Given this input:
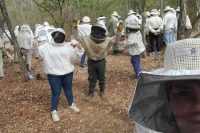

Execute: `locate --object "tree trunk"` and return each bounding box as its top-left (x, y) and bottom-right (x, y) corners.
top-left (177, 0), bottom-right (187, 40)
top-left (141, 0), bottom-right (147, 57)
top-left (0, 0), bottom-right (29, 80)
top-left (160, 0), bottom-right (164, 18)
top-left (197, 0), bottom-right (200, 14)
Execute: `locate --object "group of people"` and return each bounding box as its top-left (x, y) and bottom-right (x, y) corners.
top-left (145, 6), bottom-right (192, 57)
top-left (0, 6), bottom-right (198, 131)
top-left (0, 8), bottom-right (145, 122)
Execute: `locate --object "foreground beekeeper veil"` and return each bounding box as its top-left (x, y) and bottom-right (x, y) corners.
top-left (128, 38), bottom-right (200, 132)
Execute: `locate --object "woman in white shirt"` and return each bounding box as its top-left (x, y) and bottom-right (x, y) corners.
top-left (38, 28), bottom-right (84, 122)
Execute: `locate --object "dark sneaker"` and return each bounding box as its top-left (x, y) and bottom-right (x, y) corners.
top-left (36, 74), bottom-right (43, 80)
top-left (85, 94), bottom-right (94, 102)
top-left (79, 65), bottom-right (84, 68)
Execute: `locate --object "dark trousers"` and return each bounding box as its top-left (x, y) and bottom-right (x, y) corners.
top-left (80, 52), bottom-right (86, 66)
top-left (47, 73), bottom-right (74, 111)
top-left (131, 55), bottom-right (141, 76)
top-left (87, 58), bottom-right (106, 95)
top-left (149, 32), bottom-right (161, 52)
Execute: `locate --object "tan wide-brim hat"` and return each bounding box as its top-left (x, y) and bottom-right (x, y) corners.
top-left (128, 9), bottom-right (136, 15)
top-left (128, 38), bottom-right (200, 133)
top-left (145, 11), bottom-right (150, 17)
top-left (21, 25), bottom-right (30, 31)
top-left (176, 6), bottom-right (180, 12)
top-left (112, 11), bottom-right (119, 17)
top-left (150, 9), bottom-right (159, 15)
top-left (82, 16), bottom-right (91, 23)
top-left (164, 6), bottom-right (174, 12)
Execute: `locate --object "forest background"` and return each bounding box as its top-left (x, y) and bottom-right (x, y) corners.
top-left (3, 0), bottom-right (200, 35)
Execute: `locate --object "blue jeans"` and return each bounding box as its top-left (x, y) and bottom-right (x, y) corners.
top-left (47, 73), bottom-right (74, 111)
top-left (131, 55), bottom-right (141, 76)
top-left (163, 29), bottom-right (175, 45)
top-left (80, 52), bottom-right (86, 67)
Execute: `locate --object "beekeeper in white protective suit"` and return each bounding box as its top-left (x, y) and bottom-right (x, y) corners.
top-left (75, 16), bottom-right (92, 67)
top-left (97, 16), bottom-right (108, 35)
top-left (2, 30), bottom-right (14, 61)
top-left (163, 6), bottom-right (177, 45)
top-left (175, 6), bottom-right (192, 39)
top-left (125, 10), bottom-right (141, 34)
top-left (34, 21), bottom-right (55, 58)
top-left (17, 25), bottom-right (34, 75)
top-left (76, 16), bottom-right (92, 39)
top-left (108, 11), bottom-right (120, 55)
top-left (108, 11), bottom-right (120, 36)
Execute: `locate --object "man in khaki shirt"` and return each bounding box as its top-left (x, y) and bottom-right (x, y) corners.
top-left (80, 23), bottom-right (121, 101)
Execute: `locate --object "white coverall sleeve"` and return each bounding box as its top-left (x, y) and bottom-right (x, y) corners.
top-left (69, 45), bottom-right (84, 62)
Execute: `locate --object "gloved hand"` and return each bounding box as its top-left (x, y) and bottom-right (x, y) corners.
top-left (151, 29), bottom-right (157, 35)
top-left (156, 28), bottom-right (161, 33)
top-left (32, 39), bottom-right (38, 47)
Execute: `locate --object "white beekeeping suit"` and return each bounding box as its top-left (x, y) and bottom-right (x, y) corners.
top-left (108, 11), bottom-right (120, 36)
top-left (2, 30), bottom-right (14, 61)
top-left (176, 7), bottom-right (192, 30)
top-left (17, 24), bottom-right (34, 71)
top-left (35, 25), bottom-right (49, 44)
top-left (163, 6), bottom-right (177, 44)
top-left (77, 16), bottom-right (92, 37)
top-left (97, 16), bottom-right (108, 35)
top-left (76, 16), bottom-right (92, 67)
top-left (125, 10), bottom-right (141, 33)
top-left (34, 22), bottom-right (55, 58)
top-left (145, 12), bottom-right (150, 35)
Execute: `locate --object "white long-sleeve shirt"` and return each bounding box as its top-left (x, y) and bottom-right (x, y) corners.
top-left (78, 24), bottom-right (92, 36)
top-left (17, 31), bottom-right (34, 50)
top-left (163, 12), bottom-right (177, 31)
top-left (125, 14), bottom-right (141, 28)
top-left (148, 16), bottom-right (163, 33)
top-left (38, 42), bottom-right (84, 75)
top-left (125, 31), bottom-right (145, 56)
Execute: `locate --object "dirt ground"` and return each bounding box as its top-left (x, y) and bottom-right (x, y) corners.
top-left (0, 54), bottom-right (164, 133)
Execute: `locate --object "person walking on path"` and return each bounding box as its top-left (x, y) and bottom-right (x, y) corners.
top-left (124, 15), bottom-right (145, 78)
top-left (17, 24), bottom-right (34, 79)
